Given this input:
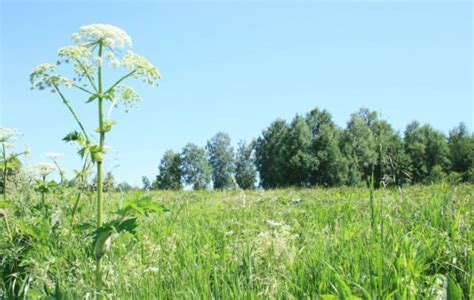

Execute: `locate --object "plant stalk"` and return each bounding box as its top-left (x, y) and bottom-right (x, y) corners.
top-left (95, 41), bottom-right (105, 296)
top-left (1, 143), bottom-right (12, 239)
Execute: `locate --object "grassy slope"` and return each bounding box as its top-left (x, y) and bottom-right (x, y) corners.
top-left (1, 185), bottom-right (473, 298)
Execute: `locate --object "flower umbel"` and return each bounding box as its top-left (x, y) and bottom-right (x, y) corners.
top-left (35, 162), bottom-right (57, 177)
top-left (43, 152), bottom-right (63, 160)
top-left (72, 24), bottom-right (132, 50)
top-left (123, 51), bottom-right (161, 86)
top-left (30, 64), bottom-right (72, 90)
top-left (0, 128), bottom-right (21, 144)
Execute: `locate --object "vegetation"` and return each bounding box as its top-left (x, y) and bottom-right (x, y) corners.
top-left (29, 24), bottom-right (161, 296)
top-left (0, 184), bottom-right (472, 298)
top-left (152, 107), bottom-right (473, 191)
top-left (1, 22), bottom-right (473, 299)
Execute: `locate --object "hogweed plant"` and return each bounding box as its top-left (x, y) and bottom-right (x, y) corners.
top-left (32, 162), bottom-right (57, 207)
top-left (30, 24), bottom-right (161, 295)
top-left (0, 128), bottom-right (29, 240)
top-left (43, 152), bottom-right (66, 184)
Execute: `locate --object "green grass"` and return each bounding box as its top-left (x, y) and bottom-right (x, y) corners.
top-left (1, 184), bottom-right (473, 299)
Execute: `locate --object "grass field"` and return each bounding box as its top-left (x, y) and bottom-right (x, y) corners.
top-left (1, 184), bottom-right (473, 298)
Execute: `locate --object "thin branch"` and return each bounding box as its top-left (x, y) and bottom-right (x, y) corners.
top-left (72, 83), bottom-right (94, 95)
top-left (74, 58), bottom-right (98, 92)
top-left (53, 85), bottom-right (90, 143)
top-left (104, 70), bottom-right (136, 95)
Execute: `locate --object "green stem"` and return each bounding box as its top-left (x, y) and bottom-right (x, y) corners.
top-left (74, 58), bottom-right (98, 92)
top-left (72, 83), bottom-right (94, 95)
top-left (95, 41), bottom-right (105, 296)
top-left (54, 85), bottom-right (90, 143)
top-left (104, 70), bottom-right (136, 95)
top-left (2, 144), bottom-right (12, 239)
top-left (41, 175), bottom-right (46, 206)
top-left (2, 144), bottom-right (7, 203)
top-left (71, 156), bottom-right (90, 227)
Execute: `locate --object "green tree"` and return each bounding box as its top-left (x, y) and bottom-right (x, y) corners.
top-left (116, 181), bottom-right (134, 192)
top-left (340, 109), bottom-right (378, 186)
top-left (154, 150), bottom-right (182, 190)
top-left (448, 123), bottom-right (474, 182)
top-left (404, 122), bottom-right (450, 184)
top-left (206, 133), bottom-right (235, 190)
top-left (306, 108), bottom-right (347, 186)
top-left (255, 119), bottom-right (289, 189)
top-left (141, 176), bottom-right (151, 191)
top-left (235, 140), bottom-right (257, 189)
top-left (103, 172), bottom-right (115, 192)
top-left (371, 119), bottom-right (411, 187)
top-left (181, 143), bottom-right (212, 190)
top-left (283, 115), bottom-right (314, 187)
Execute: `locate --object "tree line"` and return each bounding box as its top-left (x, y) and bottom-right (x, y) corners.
top-left (144, 107), bottom-right (473, 191)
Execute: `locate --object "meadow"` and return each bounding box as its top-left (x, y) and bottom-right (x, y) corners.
top-left (1, 184), bottom-right (472, 299)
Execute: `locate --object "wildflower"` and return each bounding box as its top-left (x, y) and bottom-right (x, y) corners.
top-left (106, 51), bottom-right (121, 68)
top-left (143, 267), bottom-right (159, 274)
top-left (43, 152), bottom-right (63, 160)
top-left (35, 162), bottom-right (57, 177)
top-left (115, 85), bottom-right (141, 112)
top-left (95, 56), bottom-right (103, 66)
top-left (253, 223), bottom-right (298, 268)
top-left (58, 45), bottom-right (92, 61)
top-left (122, 51), bottom-right (161, 86)
top-left (30, 64), bottom-right (72, 90)
top-left (72, 24), bottom-right (132, 50)
top-left (0, 128), bottom-right (21, 144)
top-left (266, 219), bottom-right (284, 227)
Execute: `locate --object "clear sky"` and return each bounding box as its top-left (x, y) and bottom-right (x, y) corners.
top-left (1, 0), bottom-right (472, 186)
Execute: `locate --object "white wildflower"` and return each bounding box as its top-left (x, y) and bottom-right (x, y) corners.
top-left (266, 219), bottom-right (284, 228)
top-left (122, 51), bottom-right (161, 86)
top-left (72, 24), bottom-right (132, 50)
top-left (43, 152), bottom-right (63, 160)
top-left (253, 224), bottom-right (298, 268)
top-left (115, 85), bottom-right (141, 112)
top-left (58, 45), bottom-right (92, 61)
top-left (35, 162), bottom-right (57, 177)
top-left (0, 128), bottom-right (21, 144)
top-left (143, 267), bottom-right (159, 274)
top-left (106, 51), bottom-right (121, 68)
top-left (95, 56), bottom-right (103, 66)
top-left (30, 64), bottom-right (72, 90)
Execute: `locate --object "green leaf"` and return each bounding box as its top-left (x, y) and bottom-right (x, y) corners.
top-left (74, 222), bottom-right (95, 232)
top-left (92, 217), bottom-right (138, 242)
top-left (86, 94), bottom-right (98, 103)
top-left (63, 131), bottom-right (81, 142)
top-left (116, 193), bottom-right (167, 217)
top-left (0, 200), bottom-right (13, 208)
top-left (446, 275), bottom-right (463, 300)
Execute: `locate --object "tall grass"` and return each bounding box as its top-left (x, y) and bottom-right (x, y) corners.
top-left (1, 184), bottom-right (472, 298)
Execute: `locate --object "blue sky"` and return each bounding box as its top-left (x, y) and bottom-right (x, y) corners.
top-left (0, 0), bottom-right (472, 185)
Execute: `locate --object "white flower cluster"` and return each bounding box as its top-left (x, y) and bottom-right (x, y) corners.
top-left (58, 45), bottom-right (92, 61)
top-left (72, 24), bottom-right (132, 50)
top-left (0, 128), bottom-right (21, 144)
top-left (25, 162), bottom-right (57, 178)
top-left (253, 221), bottom-right (298, 269)
top-left (30, 63), bottom-right (72, 90)
top-left (43, 152), bottom-right (63, 160)
top-left (32, 23), bottom-right (160, 97)
top-left (115, 85), bottom-right (142, 112)
top-left (122, 51), bottom-right (161, 86)
top-left (36, 162), bottom-right (57, 177)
